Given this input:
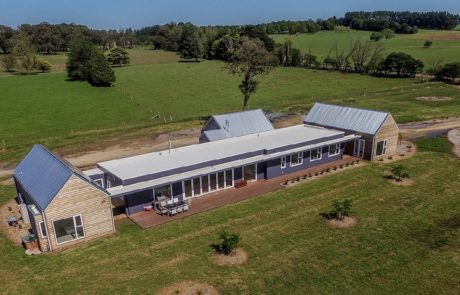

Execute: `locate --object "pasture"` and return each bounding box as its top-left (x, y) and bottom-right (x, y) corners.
top-left (271, 29), bottom-right (460, 67)
top-left (0, 137), bottom-right (459, 294)
top-left (1, 58), bottom-right (460, 165)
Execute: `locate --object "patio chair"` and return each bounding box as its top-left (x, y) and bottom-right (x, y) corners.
top-left (177, 206), bottom-right (183, 214)
top-left (173, 198), bottom-right (179, 203)
top-left (183, 204), bottom-right (189, 212)
top-left (169, 208), bottom-right (177, 216)
top-left (160, 201), bottom-right (167, 207)
top-left (166, 199), bottom-right (174, 205)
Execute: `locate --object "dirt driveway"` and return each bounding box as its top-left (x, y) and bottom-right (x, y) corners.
top-left (399, 116), bottom-right (460, 140)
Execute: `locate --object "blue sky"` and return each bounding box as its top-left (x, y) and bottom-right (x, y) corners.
top-left (0, 0), bottom-right (458, 29)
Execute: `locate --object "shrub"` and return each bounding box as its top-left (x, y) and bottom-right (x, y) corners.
top-left (391, 165), bottom-right (409, 181)
top-left (331, 199), bottom-right (353, 220)
top-left (210, 231), bottom-right (241, 256)
top-left (424, 40), bottom-right (433, 48)
top-left (370, 32), bottom-right (384, 42)
top-left (87, 48), bottom-right (115, 86)
top-left (35, 59), bottom-right (51, 73)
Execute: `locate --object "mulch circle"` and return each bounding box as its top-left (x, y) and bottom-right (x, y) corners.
top-left (326, 216), bottom-right (358, 229)
top-left (212, 248), bottom-right (249, 266)
top-left (156, 281), bottom-right (220, 295)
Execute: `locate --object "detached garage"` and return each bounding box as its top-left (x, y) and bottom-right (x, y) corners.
top-left (304, 103), bottom-right (400, 161)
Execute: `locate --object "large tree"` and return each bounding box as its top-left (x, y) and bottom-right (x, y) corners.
top-left (87, 47), bottom-right (115, 86)
top-left (1, 54), bottom-right (16, 72)
top-left (66, 39), bottom-right (93, 80)
top-left (179, 24), bottom-right (206, 61)
top-left (227, 37), bottom-right (274, 110)
top-left (12, 34), bottom-right (36, 74)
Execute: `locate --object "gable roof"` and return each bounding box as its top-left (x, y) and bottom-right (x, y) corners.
top-left (202, 109), bottom-right (274, 142)
top-left (14, 145), bottom-right (99, 211)
top-left (303, 103), bottom-right (389, 135)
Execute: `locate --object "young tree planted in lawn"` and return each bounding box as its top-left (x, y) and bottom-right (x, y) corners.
top-left (391, 165), bottom-right (409, 182)
top-left (331, 199), bottom-right (353, 220)
top-left (87, 47), bottom-right (115, 86)
top-left (424, 40), bottom-right (433, 48)
top-left (210, 231), bottom-right (241, 256)
top-left (107, 47), bottom-right (130, 67)
top-left (227, 37), bottom-right (274, 110)
top-left (1, 54), bottom-right (16, 72)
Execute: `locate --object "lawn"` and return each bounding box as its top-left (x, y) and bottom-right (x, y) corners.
top-left (1, 60), bottom-right (460, 164)
top-left (271, 29), bottom-right (460, 67)
top-left (0, 137), bottom-right (458, 294)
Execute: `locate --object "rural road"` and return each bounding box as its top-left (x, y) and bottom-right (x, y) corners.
top-left (1, 116), bottom-right (460, 179)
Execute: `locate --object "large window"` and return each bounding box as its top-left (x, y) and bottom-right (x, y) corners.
top-left (290, 152), bottom-right (303, 167)
top-left (329, 144), bottom-right (341, 156)
top-left (310, 147), bottom-right (322, 161)
top-left (53, 215), bottom-right (85, 245)
top-left (193, 177), bottom-right (201, 196)
top-left (154, 184), bottom-right (172, 200)
top-left (201, 175), bottom-right (209, 193)
top-left (218, 172), bottom-right (225, 189)
top-left (184, 180), bottom-right (192, 198)
top-left (244, 164), bottom-right (256, 181)
top-left (225, 170), bottom-right (233, 187)
top-left (210, 174), bottom-right (217, 191)
top-left (376, 140), bottom-right (388, 156)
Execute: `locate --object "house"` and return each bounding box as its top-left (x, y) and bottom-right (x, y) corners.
top-left (199, 109), bottom-right (274, 143)
top-left (93, 123), bottom-right (360, 215)
top-left (13, 145), bottom-right (115, 252)
top-left (304, 103), bottom-right (399, 161)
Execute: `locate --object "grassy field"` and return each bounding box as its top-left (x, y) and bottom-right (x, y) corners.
top-left (272, 29), bottom-right (460, 67)
top-left (1, 59), bottom-right (460, 164)
top-left (0, 137), bottom-right (458, 294)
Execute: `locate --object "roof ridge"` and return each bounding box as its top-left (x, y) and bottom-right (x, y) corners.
top-left (314, 102), bottom-right (389, 115)
top-left (213, 108), bottom-right (264, 118)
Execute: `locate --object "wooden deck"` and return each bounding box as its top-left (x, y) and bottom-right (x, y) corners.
top-left (128, 156), bottom-right (361, 229)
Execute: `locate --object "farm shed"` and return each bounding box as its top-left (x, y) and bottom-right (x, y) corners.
top-left (304, 103), bottom-right (399, 161)
top-left (13, 145), bottom-right (115, 252)
top-left (199, 109), bottom-right (274, 143)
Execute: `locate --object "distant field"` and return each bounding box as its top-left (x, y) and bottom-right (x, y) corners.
top-left (0, 48), bottom-right (179, 76)
top-left (0, 137), bottom-right (459, 294)
top-left (1, 59), bottom-right (460, 164)
top-left (272, 29), bottom-right (460, 67)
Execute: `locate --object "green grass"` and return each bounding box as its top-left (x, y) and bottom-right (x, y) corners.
top-left (1, 60), bottom-right (460, 164)
top-left (272, 29), bottom-right (460, 67)
top-left (0, 137), bottom-right (458, 294)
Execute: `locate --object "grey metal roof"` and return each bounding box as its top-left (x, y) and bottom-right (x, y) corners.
top-left (14, 145), bottom-right (99, 211)
top-left (303, 103), bottom-right (389, 135)
top-left (202, 109), bottom-right (274, 142)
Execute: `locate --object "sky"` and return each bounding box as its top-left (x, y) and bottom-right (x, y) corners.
top-left (0, 0), bottom-right (458, 30)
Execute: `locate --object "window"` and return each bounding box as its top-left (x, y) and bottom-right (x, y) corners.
top-left (290, 152), bottom-right (303, 167)
top-left (376, 140), bottom-right (388, 156)
top-left (210, 174), bottom-right (217, 191)
top-left (201, 175), bottom-right (209, 193)
top-left (38, 221), bottom-right (47, 238)
top-left (218, 172), bottom-right (225, 189)
top-left (155, 184), bottom-right (172, 200)
top-left (225, 169), bottom-right (233, 187)
top-left (329, 144), bottom-right (341, 156)
top-left (53, 215), bottom-right (85, 245)
top-left (281, 156), bottom-right (287, 169)
top-left (184, 180), bottom-right (192, 198)
top-left (193, 177), bottom-right (201, 196)
top-left (244, 164), bottom-right (256, 181)
top-left (310, 147), bottom-right (322, 161)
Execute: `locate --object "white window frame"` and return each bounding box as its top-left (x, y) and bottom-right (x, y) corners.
top-left (290, 152), bottom-right (303, 167)
top-left (53, 214), bottom-right (85, 246)
top-left (310, 147), bottom-right (323, 162)
top-left (376, 139), bottom-right (388, 156)
top-left (328, 144), bottom-right (341, 157)
top-left (38, 221), bottom-right (47, 238)
top-left (243, 164), bottom-right (258, 182)
top-left (94, 178), bottom-right (104, 187)
top-left (281, 156), bottom-right (287, 169)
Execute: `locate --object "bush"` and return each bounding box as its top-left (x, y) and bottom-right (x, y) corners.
top-left (1, 54), bottom-right (16, 72)
top-left (331, 200), bottom-right (352, 220)
top-left (391, 165), bottom-right (409, 181)
top-left (370, 32), bottom-right (384, 42)
top-left (35, 59), bottom-right (51, 73)
top-left (87, 48), bottom-right (115, 87)
top-left (210, 231), bottom-right (241, 256)
top-left (424, 40), bottom-right (433, 48)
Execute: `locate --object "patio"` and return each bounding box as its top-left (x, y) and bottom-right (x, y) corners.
top-left (128, 156), bottom-right (360, 229)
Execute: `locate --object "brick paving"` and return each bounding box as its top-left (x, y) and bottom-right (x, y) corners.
top-left (128, 156), bottom-right (360, 229)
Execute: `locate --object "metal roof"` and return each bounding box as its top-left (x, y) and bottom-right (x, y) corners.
top-left (107, 133), bottom-right (359, 197)
top-left (14, 145), bottom-right (101, 211)
top-left (303, 103), bottom-right (389, 135)
top-left (202, 109), bottom-right (274, 142)
top-left (98, 124), bottom-right (344, 182)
